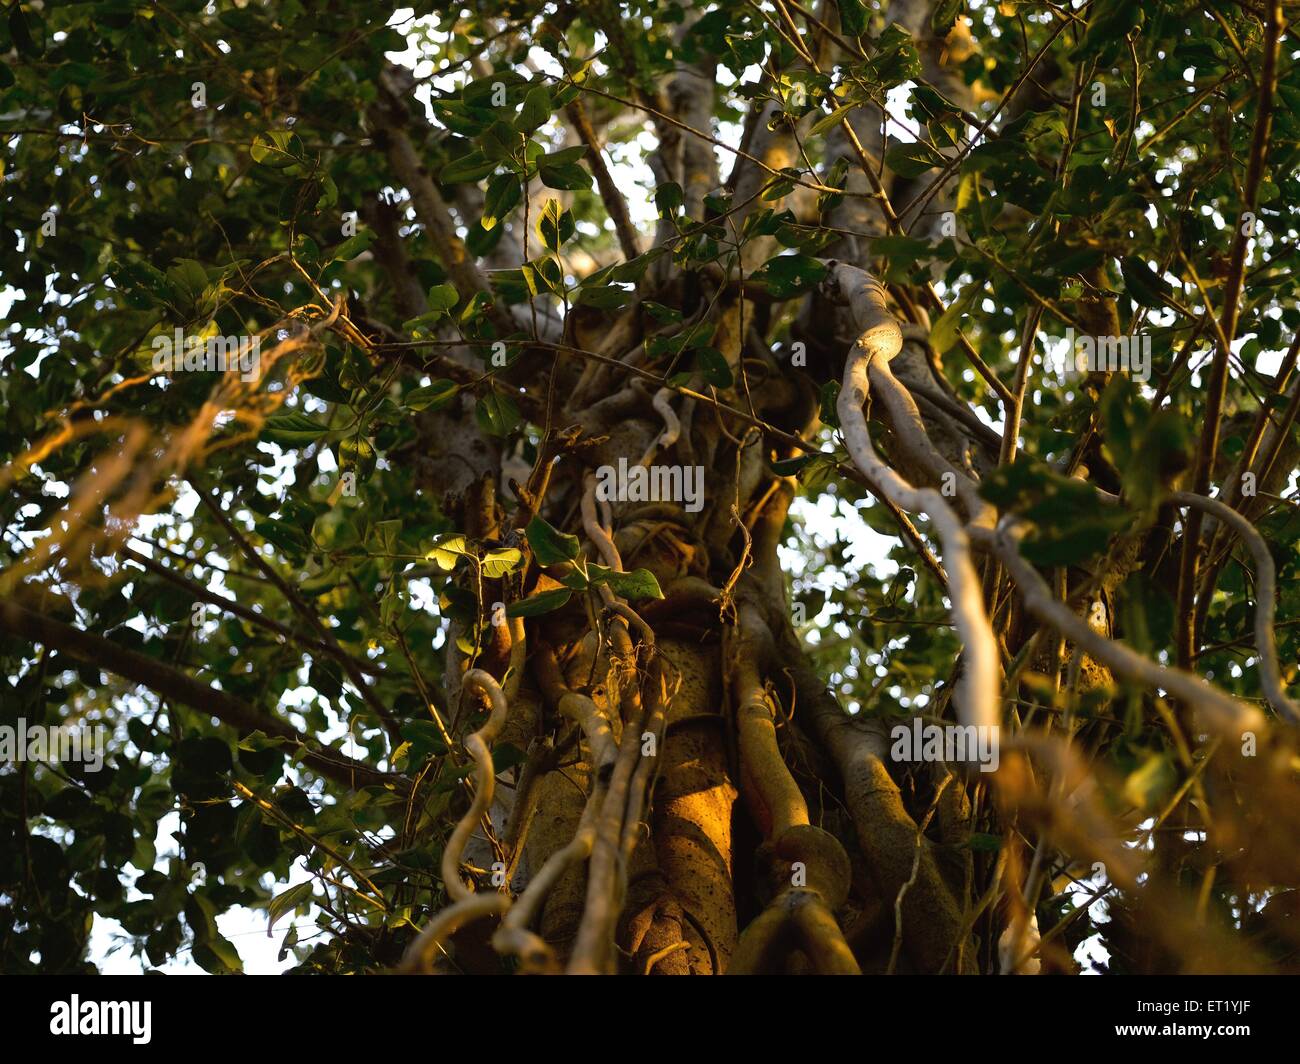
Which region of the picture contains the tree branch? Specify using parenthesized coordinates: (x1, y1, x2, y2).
(566, 99, 641, 260)
(0, 600, 398, 791)
(833, 264, 1001, 736)
(1177, 2, 1286, 667)
(1172, 491, 1299, 722)
(974, 520, 1268, 737)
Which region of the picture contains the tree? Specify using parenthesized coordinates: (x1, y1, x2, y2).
(1, 0, 1298, 976)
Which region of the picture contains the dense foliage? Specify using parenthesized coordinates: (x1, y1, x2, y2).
(2, 0, 1298, 975)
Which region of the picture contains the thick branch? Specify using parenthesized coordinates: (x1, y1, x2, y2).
(0, 601, 397, 791)
(833, 265, 1001, 735)
(975, 520, 1268, 737)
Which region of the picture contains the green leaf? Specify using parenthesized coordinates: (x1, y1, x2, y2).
(461, 291, 494, 323)
(558, 567, 592, 591)
(9, 7, 44, 58)
(492, 742, 528, 772)
(872, 235, 934, 263)
(761, 169, 798, 201)
(262, 412, 331, 445)
(838, 0, 867, 36)
(399, 722, 449, 770)
(482, 546, 524, 578)
(238, 731, 290, 752)
(575, 283, 632, 309)
(589, 566, 664, 600)
(817, 157, 849, 214)
(642, 301, 684, 324)
(441, 150, 497, 184)
(885, 141, 946, 179)
(253, 518, 311, 556)
(654, 182, 684, 216)
(884, 567, 915, 609)
(1120, 257, 1173, 310)
(165, 259, 211, 304)
(267, 881, 314, 933)
(427, 534, 471, 571)
(517, 85, 552, 133)
(1123, 751, 1176, 813)
(402, 310, 445, 335)
(980, 455, 1133, 565)
(192, 936, 244, 975)
(479, 120, 518, 162)
(931, 0, 963, 34)
(506, 588, 573, 617)
(859, 24, 923, 89)
(772, 454, 816, 476)
(526, 516, 581, 565)
(930, 285, 980, 355)
(538, 145, 588, 167)
(1071, 1, 1144, 63)
(819, 381, 841, 428)
(482, 174, 522, 231)
(337, 436, 377, 480)
(475, 391, 521, 436)
(427, 283, 459, 311)
(538, 160, 591, 191)
(750, 253, 829, 298)
(1117, 572, 1175, 656)
(373, 519, 402, 555)
(250, 131, 304, 168)
(537, 199, 574, 252)
(331, 230, 374, 262)
(810, 104, 855, 138)
(911, 85, 961, 124)
(695, 347, 733, 389)
(1099, 375, 1192, 514)
(965, 832, 1002, 853)
(177, 736, 234, 777)
(406, 379, 460, 412)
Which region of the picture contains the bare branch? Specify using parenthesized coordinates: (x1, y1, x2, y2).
(975, 520, 1268, 737)
(1172, 491, 1299, 722)
(833, 264, 1001, 735)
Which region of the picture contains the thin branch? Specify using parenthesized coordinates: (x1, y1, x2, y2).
(566, 98, 641, 260)
(190, 479, 403, 746)
(1172, 491, 1299, 722)
(0, 601, 397, 791)
(1177, 2, 1286, 668)
(118, 545, 385, 680)
(975, 520, 1267, 737)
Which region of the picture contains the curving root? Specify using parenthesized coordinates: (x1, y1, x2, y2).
(399, 668, 511, 973)
(727, 601, 859, 974)
(832, 264, 1001, 739)
(1171, 491, 1299, 723)
(636, 387, 682, 467)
